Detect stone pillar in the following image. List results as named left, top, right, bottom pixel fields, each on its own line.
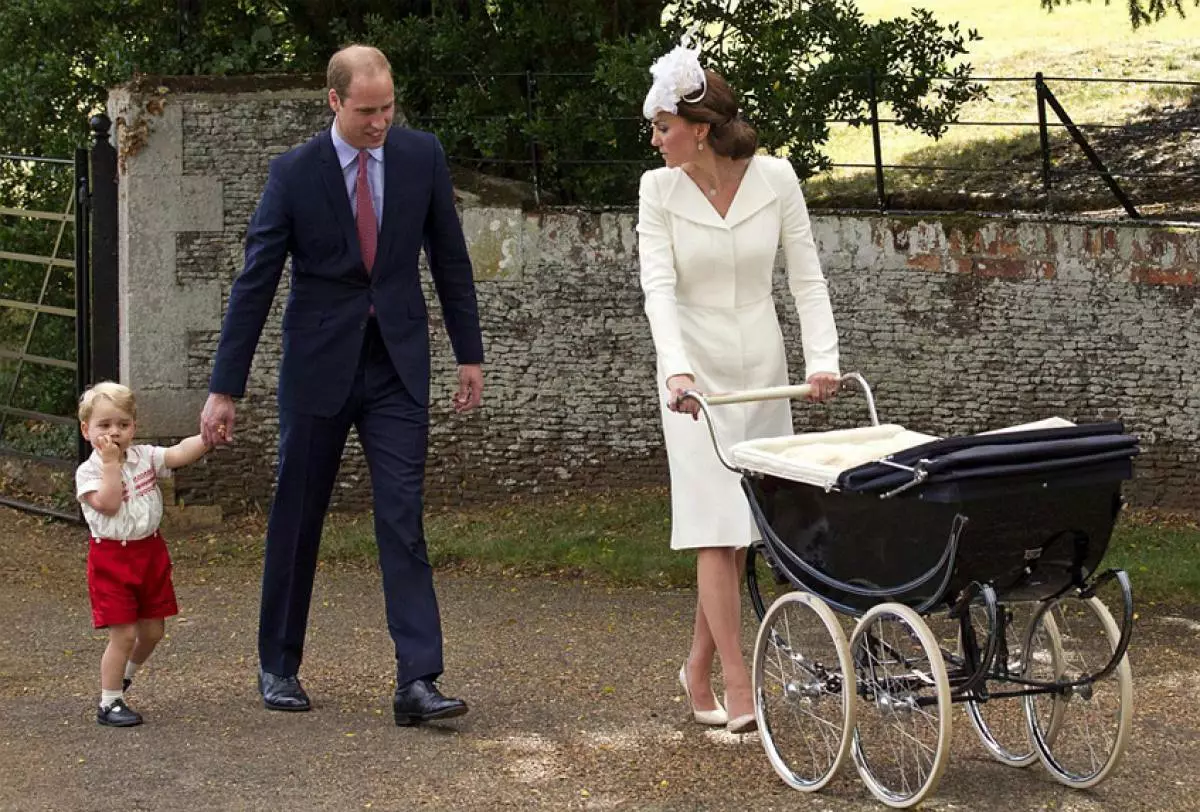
left=110, top=85, right=225, bottom=437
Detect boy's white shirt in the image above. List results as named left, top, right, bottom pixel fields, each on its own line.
left=76, top=444, right=172, bottom=541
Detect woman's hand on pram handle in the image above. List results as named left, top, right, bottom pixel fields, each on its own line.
left=806, top=372, right=840, bottom=403
left=673, top=374, right=843, bottom=416
left=667, top=374, right=702, bottom=420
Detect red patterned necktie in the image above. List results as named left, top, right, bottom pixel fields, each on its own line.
left=355, top=150, right=377, bottom=273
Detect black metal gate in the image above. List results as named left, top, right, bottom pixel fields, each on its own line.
left=0, top=115, right=118, bottom=521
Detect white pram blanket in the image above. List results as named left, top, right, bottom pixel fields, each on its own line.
left=731, top=418, right=1076, bottom=490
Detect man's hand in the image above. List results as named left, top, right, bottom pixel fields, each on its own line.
left=200, top=393, right=236, bottom=446
left=453, top=365, right=483, bottom=413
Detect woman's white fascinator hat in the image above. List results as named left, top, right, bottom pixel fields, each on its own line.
left=642, top=29, right=708, bottom=120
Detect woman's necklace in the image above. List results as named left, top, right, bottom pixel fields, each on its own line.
left=693, top=160, right=748, bottom=199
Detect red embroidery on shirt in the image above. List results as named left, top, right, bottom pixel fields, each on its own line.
left=133, top=468, right=157, bottom=496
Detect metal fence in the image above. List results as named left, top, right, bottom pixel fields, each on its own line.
left=827, top=71, right=1200, bottom=220
left=409, top=70, right=1200, bottom=221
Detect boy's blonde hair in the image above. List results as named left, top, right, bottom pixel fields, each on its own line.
left=78, top=381, right=137, bottom=423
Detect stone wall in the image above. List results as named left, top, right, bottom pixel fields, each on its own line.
left=812, top=217, right=1199, bottom=512
left=110, top=78, right=1200, bottom=516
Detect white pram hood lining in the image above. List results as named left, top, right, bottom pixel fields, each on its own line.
left=731, top=418, right=1078, bottom=489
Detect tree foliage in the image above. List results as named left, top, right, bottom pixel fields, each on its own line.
left=372, top=0, right=984, bottom=201
left=676, top=0, right=984, bottom=183
left=1, top=1, right=986, bottom=434
left=1040, top=0, right=1198, bottom=28
left=0, top=0, right=986, bottom=205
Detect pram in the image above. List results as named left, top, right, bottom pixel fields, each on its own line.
left=681, top=374, right=1136, bottom=809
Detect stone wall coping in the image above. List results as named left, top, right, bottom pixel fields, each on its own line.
left=119, top=74, right=327, bottom=94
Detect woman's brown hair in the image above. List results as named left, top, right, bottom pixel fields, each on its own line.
left=675, top=70, right=758, bottom=160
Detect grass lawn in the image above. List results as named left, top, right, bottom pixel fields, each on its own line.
left=186, top=487, right=1200, bottom=607
left=1104, top=509, right=1200, bottom=606
left=807, top=1, right=1200, bottom=209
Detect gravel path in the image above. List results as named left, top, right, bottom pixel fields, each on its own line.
left=1, top=507, right=1197, bottom=811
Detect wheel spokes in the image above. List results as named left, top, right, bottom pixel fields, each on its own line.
left=754, top=592, right=855, bottom=793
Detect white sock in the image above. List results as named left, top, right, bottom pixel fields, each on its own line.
left=100, top=689, right=123, bottom=709
left=124, top=661, right=140, bottom=681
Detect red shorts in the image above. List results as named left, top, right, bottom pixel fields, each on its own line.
left=87, top=531, right=178, bottom=628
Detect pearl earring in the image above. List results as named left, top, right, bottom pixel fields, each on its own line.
left=697, top=141, right=704, bottom=152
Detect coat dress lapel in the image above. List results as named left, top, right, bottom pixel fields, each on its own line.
left=723, top=158, right=778, bottom=228
left=661, top=168, right=728, bottom=229
left=660, top=156, right=779, bottom=230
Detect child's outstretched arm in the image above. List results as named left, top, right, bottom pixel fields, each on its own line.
left=163, top=434, right=215, bottom=470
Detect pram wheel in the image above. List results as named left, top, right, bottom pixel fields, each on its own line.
left=850, top=603, right=952, bottom=809
left=962, top=601, right=1044, bottom=768
left=1022, top=594, right=1133, bottom=789
left=752, top=591, right=854, bottom=792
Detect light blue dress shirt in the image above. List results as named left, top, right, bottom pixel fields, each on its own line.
left=331, top=122, right=384, bottom=228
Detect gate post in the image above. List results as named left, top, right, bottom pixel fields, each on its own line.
left=89, top=113, right=120, bottom=383
left=74, top=147, right=91, bottom=464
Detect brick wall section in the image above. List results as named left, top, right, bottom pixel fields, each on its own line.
left=111, top=80, right=1200, bottom=515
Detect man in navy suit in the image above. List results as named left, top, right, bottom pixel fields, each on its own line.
left=200, top=44, right=483, bottom=725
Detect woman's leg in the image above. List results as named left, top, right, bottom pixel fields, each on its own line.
left=685, top=595, right=719, bottom=711
left=686, top=546, right=750, bottom=709
left=695, top=546, right=751, bottom=718
left=129, top=618, right=165, bottom=666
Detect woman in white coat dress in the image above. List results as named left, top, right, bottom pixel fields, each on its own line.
left=637, top=45, right=841, bottom=734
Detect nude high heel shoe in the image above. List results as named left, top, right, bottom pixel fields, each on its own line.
left=678, top=664, right=727, bottom=726
left=725, top=692, right=758, bottom=734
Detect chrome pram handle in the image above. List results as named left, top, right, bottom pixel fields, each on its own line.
left=677, top=372, right=880, bottom=474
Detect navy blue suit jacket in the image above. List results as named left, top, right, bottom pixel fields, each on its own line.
left=209, top=126, right=484, bottom=416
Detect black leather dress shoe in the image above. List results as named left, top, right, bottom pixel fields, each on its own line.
left=393, top=678, right=468, bottom=726
left=258, top=670, right=311, bottom=712
left=97, top=698, right=143, bottom=727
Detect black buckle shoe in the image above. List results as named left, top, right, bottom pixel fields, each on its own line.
left=393, top=678, right=468, bottom=726
left=97, top=698, right=143, bottom=727
left=258, top=670, right=311, bottom=712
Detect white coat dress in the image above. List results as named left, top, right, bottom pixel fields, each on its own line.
left=637, top=155, right=840, bottom=550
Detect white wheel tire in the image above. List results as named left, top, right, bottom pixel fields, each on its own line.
left=850, top=602, right=953, bottom=809
left=1023, top=596, right=1133, bottom=789
left=753, top=591, right=855, bottom=792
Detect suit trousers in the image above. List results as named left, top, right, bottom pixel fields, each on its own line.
left=258, top=318, right=443, bottom=684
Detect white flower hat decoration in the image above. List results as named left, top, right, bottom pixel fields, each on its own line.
left=642, top=29, right=708, bottom=120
